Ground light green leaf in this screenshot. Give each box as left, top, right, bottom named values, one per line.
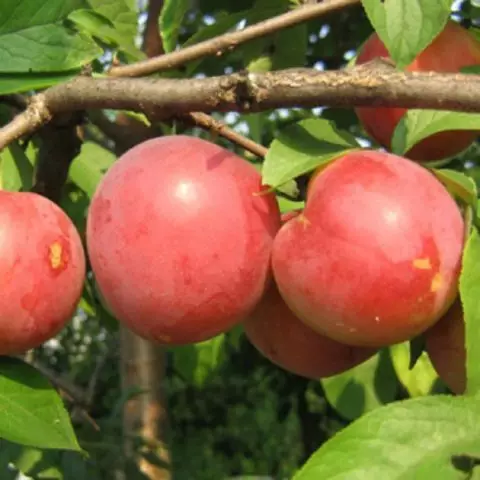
left=295, top=395, right=480, bottom=480
left=87, top=0, right=138, bottom=46
left=390, top=342, right=437, bottom=397
left=0, top=142, right=34, bottom=191
left=392, top=109, right=480, bottom=159
left=262, top=118, right=359, bottom=188
left=321, top=349, right=397, bottom=421
left=432, top=168, right=478, bottom=210
left=173, top=335, right=226, bottom=386
left=160, top=0, right=190, bottom=53
left=68, top=9, right=143, bottom=60
left=459, top=227, right=480, bottom=396
left=0, top=358, right=80, bottom=451
left=69, top=141, right=116, bottom=198
left=361, top=0, right=453, bottom=69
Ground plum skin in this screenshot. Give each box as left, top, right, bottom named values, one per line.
left=425, top=299, right=465, bottom=394
left=0, top=191, right=85, bottom=354
left=86, top=135, right=281, bottom=345
left=272, top=150, right=464, bottom=347
left=355, top=20, right=480, bottom=161
left=244, top=282, right=376, bottom=379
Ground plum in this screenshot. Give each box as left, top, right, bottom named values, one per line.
left=86, top=135, right=281, bottom=345
left=272, top=150, right=464, bottom=347
left=0, top=191, right=85, bottom=354
left=425, top=299, right=465, bottom=394
left=244, top=282, right=376, bottom=379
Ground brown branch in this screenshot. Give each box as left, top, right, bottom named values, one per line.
left=142, top=0, right=165, bottom=58
left=109, top=0, right=360, bottom=77
left=179, top=112, right=267, bottom=157
left=4, top=65, right=480, bottom=151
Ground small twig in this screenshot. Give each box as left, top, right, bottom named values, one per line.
left=179, top=112, right=267, bottom=157
left=109, top=0, right=360, bottom=77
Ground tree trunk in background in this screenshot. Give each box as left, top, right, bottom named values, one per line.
left=117, top=3, right=170, bottom=477
left=120, top=329, right=170, bottom=479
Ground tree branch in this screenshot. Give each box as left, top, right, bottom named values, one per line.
left=178, top=112, right=267, bottom=157
left=109, top=0, right=360, bottom=77
left=4, top=64, right=480, bottom=151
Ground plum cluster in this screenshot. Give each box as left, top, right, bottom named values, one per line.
left=85, top=135, right=466, bottom=394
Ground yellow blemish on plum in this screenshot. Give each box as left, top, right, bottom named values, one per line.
left=49, top=242, right=64, bottom=269
left=297, top=213, right=311, bottom=229
left=430, top=272, right=443, bottom=293
left=413, top=258, right=432, bottom=270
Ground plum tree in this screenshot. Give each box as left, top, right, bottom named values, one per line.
left=87, top=135, right=281, bottom=345
left=425, top=299, right=465, bottom=394
left=0, top=191, right=85, bottom=354
left=355, top=20, right=480, bottom=161
left=272, top=150, right=464, bottom=347
left=244, top=282, right=376, bottom=379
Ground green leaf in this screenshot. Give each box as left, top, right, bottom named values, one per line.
left=0, top=142, right=34, bottom=191
left=361, top=0, right=453, bottom=69
left=69, top=141, right=116, bottom=198
left=431, top=169, right=478, bottom=211
left=392, top=109, right=480, bottom=159
left=0, top=0, right=88, bottom=33
left=0, top=71, right=79, bottom=95
left=262, top=118, right=359, bottom=188
left=0, top=0, right=102, bottom=73
left=390, top=342, right=438, bottom=397
left=68, top=9, right=143, bottom=60
left=0, top=358, right=80, bottom=451
left=459, top=227, right=480, bottom=396
left=294, top=395, right=480, bottom=480
left=160, top=0, right=191, bottom=53
left=173, top=335, right=226, bottom=386
left=87, top=0, right=138, bottom=47
left=321, top=349, right=397, bottom=421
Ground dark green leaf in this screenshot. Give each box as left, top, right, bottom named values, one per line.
left=321, top=349, right=397, bottom=421
left=295, top=395, right=480, bottom=480
left=0, top=23, right=101, bottom=73
left=459, top=227, right=480, bottom=396
left=262, top=118, right=359, bottom=188
left=0, top=358, right=80, bottom=451
left=361, top=0, right=453, bottom=69
left=392, top=109, right=480, bottom=160
left=0, top=71, right=79, bottom=95
left=160, top=0, right=191, bottom=53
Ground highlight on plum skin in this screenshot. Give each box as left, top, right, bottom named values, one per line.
left=272, top=149, right=464, bottom=348
left=0, top=191, right=86, bottom=355
left=86, top=135, right=282, bottom=346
